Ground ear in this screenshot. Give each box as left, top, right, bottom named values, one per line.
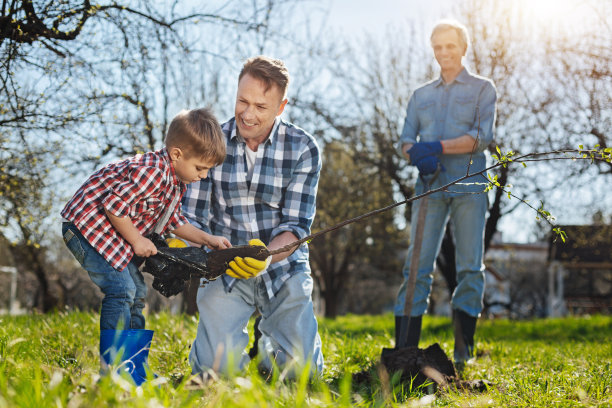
left=276, top=98, right=288, bottom=116
left=168, top=147, right=183, bottom=161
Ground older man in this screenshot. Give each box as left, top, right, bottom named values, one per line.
left=395, top=20, right=497, bottom=369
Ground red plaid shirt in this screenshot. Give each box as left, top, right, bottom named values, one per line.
left=61, top=148, right=188, bottom=271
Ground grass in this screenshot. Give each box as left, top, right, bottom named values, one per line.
left=0, top=311, right=610, bottom=407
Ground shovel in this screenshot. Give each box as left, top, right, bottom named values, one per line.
left=385, top=167, right=439, bottom=352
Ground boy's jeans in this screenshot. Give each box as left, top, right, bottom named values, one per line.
left=62, top=222, right=147, bottom=330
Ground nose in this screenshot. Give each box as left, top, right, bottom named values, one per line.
left=242, top=104, right=255, bottom=119
left=199, top=169, right=209, bottom=179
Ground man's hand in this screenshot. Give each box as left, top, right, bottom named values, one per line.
left=226, top=239, right=272, bottom=279
left=407, top=141, right=443, bottom=164
left=414, top=155, right=440, bottom=175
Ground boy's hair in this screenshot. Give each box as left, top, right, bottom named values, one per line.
left=165, top=107, right=225, bottom=165
left=430, top=19, right=470, bottom=52
left=239, top=55, right=290, bottom=99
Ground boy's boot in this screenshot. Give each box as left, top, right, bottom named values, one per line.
left=452, top=309, right=477, bottom=374
left=394, top=315, right=422, bottom=348
left=100, top=329, right=155, bottom=386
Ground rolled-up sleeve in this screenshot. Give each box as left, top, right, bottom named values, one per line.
left=398, top=93, right=419, bottom=152
left=270, top=139, right=322, bottom=241
left=466, top=81, right=497, bottom=152
left=102, top=166, right=163, bottom=218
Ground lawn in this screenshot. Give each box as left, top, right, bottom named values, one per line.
left=0, top=311, right=610, bottom=407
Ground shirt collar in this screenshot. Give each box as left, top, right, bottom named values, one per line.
left=434, top=66, right=469, bottom=87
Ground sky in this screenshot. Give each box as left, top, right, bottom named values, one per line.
left=324, top=0, right=450, bottom=35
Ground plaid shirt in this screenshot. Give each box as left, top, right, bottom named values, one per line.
left=183, top=117, right=321, bottom=299
left=61, top=148, right=188, bottom=271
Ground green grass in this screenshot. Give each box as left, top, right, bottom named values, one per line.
left=0, top=312, right=610, bottom=407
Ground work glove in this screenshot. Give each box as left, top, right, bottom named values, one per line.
left=407, top=141, right=443, bottom=164
left=166, top=237, right=188, bottom=248
left=414, top=155, right=440, bottom=175
left=226, top=239, right=271, bottom=279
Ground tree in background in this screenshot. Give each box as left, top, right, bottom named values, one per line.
left=0, top=0, right=310, bottom=311
left=309, top=141, right=407, bottom=317
left=300, top=0, right=611, bottom=308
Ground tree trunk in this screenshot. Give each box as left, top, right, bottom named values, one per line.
left=183, top=275, right=200, bottom=315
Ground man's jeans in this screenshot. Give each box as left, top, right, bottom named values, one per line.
left=189, top=272, right=324, bottom=378
left=62, top=222, right=147, bottom=330
left=394, top=193, right=488, bottom=318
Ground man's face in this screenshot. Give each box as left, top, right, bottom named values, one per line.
left=234, top=73, right=287, bottom=144
left=431, top=28, right=466, bottom=73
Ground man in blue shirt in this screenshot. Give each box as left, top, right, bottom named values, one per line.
left=394, top=20, right=497, bottom=369
left=183, top=56, right=324, bottom=378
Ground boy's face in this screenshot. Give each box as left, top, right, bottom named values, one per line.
left=235, top=73, right=288, bottom=146
left=169, top=148, right=215, bottom=184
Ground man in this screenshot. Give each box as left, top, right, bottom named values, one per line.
left=394, top=20, right=497, bottom=369
left=183, top=55, right=324, bottom=378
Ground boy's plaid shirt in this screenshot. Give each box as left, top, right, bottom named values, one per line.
left=61, top=148, right=187, bottom=271
left=182, top=117, right=321, bottom=299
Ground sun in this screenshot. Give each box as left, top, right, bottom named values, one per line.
left=515, top=0, right=601, bottom=38
left=519, top=0, right=598, bottom=25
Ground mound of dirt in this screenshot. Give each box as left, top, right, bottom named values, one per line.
left=354, top=343, right=494, bottom=394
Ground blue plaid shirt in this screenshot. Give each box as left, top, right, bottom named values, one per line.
left=400, top=67, right=497, bottom=196
left=182, top=117, right=322, bottom=299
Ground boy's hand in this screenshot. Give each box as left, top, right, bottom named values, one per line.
left=204, top=235, right=231, bottom=251
left=132, top=236, right=158, bottom=257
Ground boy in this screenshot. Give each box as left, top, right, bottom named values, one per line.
left=60, top=107, right=262, bottom=385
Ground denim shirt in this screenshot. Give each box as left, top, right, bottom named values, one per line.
left=400, top=67, right=497, bottom=196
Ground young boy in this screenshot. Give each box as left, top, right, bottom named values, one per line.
left=60, top=108, right=238, bottom=384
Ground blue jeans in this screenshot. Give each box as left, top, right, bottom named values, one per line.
left=394, top=193, right=488, bottom=318
left=189, top=272, right=324, bottom=378
left=62, top=222, right=147, bottom=330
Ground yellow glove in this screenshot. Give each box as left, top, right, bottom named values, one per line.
left=166, top=237, right=188, bottom=248
left=226, top=239, right=271, bottom=279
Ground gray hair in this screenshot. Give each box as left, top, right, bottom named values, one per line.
left=430, top=19, right=470, bottom=52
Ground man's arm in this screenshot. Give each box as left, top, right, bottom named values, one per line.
left=267, top=231, right=299, bottom=264
left=269, top=134, right=322, bottom=257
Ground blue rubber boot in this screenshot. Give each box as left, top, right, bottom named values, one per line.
left=100, top=329, right=155, bottom=386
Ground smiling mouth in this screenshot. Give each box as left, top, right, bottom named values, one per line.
left=241, top=118, right=256, bottom=127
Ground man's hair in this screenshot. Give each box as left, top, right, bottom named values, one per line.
left=430, top=19, right=470, bottom=52
left=239, top=55, right=290, bottom=99
left=165, top=107, right=225, bottom=166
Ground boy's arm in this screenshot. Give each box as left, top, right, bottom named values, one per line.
left=105, top=210, right=157, bottom=257
left=172, top=222, right=231, bottom=250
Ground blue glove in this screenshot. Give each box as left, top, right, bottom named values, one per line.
left=414, top=155, right=440, bottom=175
left=407, top=141, right=443, bottom=164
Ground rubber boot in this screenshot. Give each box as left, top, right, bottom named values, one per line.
left=453, top=309, right=477, bottom=373
left=100, top=329, right=155, bottom=386
left=394, top=315, right=422, bottom=348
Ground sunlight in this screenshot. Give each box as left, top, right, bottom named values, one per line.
left=518, top=0, right=598, bottom=29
